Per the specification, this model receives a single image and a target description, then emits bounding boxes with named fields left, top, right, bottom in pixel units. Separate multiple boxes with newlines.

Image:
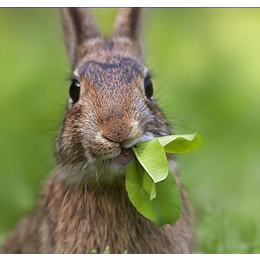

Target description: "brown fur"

left=0, top=8, right=193, bottom=253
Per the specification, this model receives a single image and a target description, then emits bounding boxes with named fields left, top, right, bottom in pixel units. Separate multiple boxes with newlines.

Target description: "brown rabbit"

left=0, top=8, right=193, bottom=254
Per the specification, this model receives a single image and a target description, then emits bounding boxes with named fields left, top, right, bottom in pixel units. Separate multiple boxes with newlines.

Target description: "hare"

left=0, top=8, right=192, bottom=253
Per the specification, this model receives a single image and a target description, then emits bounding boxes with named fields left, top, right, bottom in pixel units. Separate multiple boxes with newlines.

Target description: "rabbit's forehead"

left=75, top=56, right=146, bottom=86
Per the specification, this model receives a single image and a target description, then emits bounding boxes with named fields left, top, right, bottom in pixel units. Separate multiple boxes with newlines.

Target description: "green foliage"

left=126, top=134, right=199, bottom=226
left=126, top=160, right=181, bottom=227
left=132, top=139, right=168, bottom=183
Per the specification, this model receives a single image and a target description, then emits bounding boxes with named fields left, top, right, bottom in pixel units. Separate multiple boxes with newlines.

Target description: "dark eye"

left=69, top=80, right=81, bottom=103
left=144, top=77, right=153, bottom=99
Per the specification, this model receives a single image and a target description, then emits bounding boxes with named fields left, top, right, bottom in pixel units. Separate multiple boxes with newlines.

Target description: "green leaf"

left=126, top=159, right=181, bottom=227
left=125, top=132, right=200, bottom=226
left=143, top=169, right=157, bottom=200
left=157, top=133, right=201, bottom=154
left=102, top=246, right=110, bottom=254
left=132, top=139, right=168, bottom=183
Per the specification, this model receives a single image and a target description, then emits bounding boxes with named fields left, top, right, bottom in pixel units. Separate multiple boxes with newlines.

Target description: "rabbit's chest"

left=50, top=182, right=175, bottom=253
left=44, top=177, right=191, bottom=253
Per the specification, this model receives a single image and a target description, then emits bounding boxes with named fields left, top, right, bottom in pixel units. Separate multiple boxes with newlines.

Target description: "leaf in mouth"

left=126, top=133, right=201, bottom=226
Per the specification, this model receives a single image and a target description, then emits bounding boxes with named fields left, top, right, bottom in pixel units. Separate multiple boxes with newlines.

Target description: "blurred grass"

left=0, top=8, right=260, bottom=253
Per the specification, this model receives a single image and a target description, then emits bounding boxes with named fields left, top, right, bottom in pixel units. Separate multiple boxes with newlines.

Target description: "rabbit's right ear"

left=60, top=8, right=101, bottom=65
left=113, top=8, right=143, bottom=56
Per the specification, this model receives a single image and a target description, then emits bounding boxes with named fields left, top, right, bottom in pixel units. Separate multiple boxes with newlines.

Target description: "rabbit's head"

left=55, top=8, right=171, bottom=184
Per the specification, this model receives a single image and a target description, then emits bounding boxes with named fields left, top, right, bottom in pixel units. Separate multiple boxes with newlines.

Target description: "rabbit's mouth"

left=110, top=132, right=156, bottom=167
left=104, top=132, right=156, bottom=170
left=112, top=147, right=134, bottom=167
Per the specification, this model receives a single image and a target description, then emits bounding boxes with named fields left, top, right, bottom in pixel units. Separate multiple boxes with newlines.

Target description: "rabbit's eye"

left=144, top=77, right=153, bottom=99
left=69, top=80, right=81, bottom=103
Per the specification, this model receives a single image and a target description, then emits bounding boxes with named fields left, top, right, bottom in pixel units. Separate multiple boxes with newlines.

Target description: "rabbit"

left=0, top=8, right=193, bottom=254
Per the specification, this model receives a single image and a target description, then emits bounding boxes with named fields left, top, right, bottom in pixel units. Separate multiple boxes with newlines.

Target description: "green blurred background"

left=0, top=8, right=260, bottom=253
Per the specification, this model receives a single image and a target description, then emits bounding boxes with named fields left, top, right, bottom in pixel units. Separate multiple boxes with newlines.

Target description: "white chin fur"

left=122, top=131, right=156, bottom=148
left=139, top=132, right=156, bottom=142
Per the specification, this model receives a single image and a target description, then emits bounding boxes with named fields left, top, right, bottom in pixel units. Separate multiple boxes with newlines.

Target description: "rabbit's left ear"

left=113, top=8, right=143, bottom=54
left=60, top=8, right=101, bottom=65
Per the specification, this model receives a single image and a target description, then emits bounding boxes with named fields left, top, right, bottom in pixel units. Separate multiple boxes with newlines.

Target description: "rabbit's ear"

left=60, top=8, right=101, bottom=64
left=113, top=8, right=142, bottom=46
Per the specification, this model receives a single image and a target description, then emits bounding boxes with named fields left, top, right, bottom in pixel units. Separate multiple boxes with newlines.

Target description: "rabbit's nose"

left=102, top=118, right=131, bottom=143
